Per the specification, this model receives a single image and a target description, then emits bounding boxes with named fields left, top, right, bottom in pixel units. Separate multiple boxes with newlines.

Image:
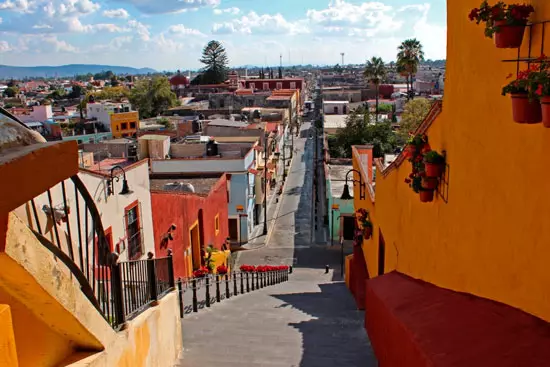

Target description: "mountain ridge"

left=0, top=64, right=157, bottom=79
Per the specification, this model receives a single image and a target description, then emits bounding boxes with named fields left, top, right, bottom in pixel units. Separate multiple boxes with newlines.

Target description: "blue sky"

left=0, top=0, right=447, bottom=71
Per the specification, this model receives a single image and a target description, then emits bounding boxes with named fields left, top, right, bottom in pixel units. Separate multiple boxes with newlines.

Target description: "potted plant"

left=502, top=66, right=542, bottom=123
left=217, top=264, right=228, bottom=275
left=421, top=177, right=438, bottom=190
left=530, top=56, right=550, bottom=127
left=419, top=188, right=434, bottom=203
left=193, top=267, right=208, bottom=278
left=356, top=208, right=373, bottom=239
left=404, top=134, right=429, bottom=157
left=469, top=1, right=534, bottom=49
left=423, top=150, right=446, bottom=178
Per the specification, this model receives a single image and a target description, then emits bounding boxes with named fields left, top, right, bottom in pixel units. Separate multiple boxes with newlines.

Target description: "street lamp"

left=107, top=165, right=133, bottom=196
left=331, top=203, right=339, bottom=247
left=341, top=169, right=366, bottom=200
left=236, top=205, right=246, bottom=247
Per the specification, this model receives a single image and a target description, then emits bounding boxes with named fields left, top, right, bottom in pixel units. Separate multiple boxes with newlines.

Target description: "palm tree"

left=397, top=39, right=425, bottom=100
left=364, top=57, right=387, bottom=122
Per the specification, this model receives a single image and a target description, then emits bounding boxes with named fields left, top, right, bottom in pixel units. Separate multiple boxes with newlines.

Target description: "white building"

left=14, top=104, right=53, bottom=123
left=323, top=100, right=350, bottom=115
left=87, top=102, right=132, bottom=130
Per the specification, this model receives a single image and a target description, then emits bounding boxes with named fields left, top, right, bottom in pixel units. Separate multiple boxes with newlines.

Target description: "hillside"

left=0, top=64, right=157, bottom=79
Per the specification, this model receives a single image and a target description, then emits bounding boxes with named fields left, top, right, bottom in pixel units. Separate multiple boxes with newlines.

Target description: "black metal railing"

left=23, top=174, right=175, bottom=329
left=176, top=268, right=290, bottom=318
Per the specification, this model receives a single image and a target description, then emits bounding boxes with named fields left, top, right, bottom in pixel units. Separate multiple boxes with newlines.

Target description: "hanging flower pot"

left=423, top=151, right=445, bottom=178
left=421, top=177, right=438, bottom=190
left=494, top=20, right=527, bottom=49
left=419, top=189, right=434, bottom=203
left=511, top=94, right=542, bottom=123
left=540, top=96, right=550, bottom=128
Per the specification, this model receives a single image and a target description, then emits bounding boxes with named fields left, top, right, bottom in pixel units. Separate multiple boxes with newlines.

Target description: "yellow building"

left=110, top=111, right=139, bottom=138
left=349, top=1, right=550, bottom=365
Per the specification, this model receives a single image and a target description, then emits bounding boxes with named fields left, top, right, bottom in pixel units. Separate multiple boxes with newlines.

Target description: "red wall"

left=151, top=175, right=229, bottom=279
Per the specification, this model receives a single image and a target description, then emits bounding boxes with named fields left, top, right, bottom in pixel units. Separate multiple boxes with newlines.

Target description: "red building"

left=243, top=78, right=304, bottom=94
left=151, top=174, right=229, bottom=278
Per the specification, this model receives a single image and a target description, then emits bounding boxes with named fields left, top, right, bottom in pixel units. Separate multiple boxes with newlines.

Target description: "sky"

left=0, top=0, right=447, bottom=71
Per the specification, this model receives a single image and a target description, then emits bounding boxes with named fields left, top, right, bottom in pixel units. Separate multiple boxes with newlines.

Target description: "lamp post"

left=107, top=165, right=133, bottom=196
left=262, top=132, right=269, bottom=235
left=331, top=203, right=339, bottom=247
left=340, top=169, right=366, bottom=201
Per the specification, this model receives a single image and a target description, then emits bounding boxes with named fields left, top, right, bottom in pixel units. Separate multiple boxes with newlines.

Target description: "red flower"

left=468, top=8, right=479, bottom=21
left=421, top=143, right=431, bottom=153
left=404, top=178, right=411, bottom=184
left=506, top=73, right=513, bottom=79
left=217, top=264, right=228, bottom=274
left=409, top=173, right=415, bottom=179
left=536, top=84, right=544, bottom=96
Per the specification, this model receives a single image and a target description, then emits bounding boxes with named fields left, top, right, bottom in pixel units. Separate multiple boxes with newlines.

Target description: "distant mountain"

left=0, top=64, right=157, bottom=79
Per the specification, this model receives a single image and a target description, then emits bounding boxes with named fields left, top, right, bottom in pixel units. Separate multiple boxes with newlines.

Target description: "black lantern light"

left=107, top=165, right=133, bottom=196
left=341, top=169, right=366, bottom=200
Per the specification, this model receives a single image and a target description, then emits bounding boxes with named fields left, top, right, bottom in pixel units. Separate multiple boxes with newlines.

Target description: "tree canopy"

left=4, top=87, right=19, bottom=98
left=397, top=38, right=425, bottom=99
left=129, top=76, right=179, bottom=119
left=194, top=40, right=229, bottom=85
left=398, top=99, right=433, bottom=140
left=329, top=107, right=398, bottom=158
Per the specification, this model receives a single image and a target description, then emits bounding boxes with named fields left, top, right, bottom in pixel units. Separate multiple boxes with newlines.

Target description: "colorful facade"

left=110, top=111, right=139, bottom=138
left=350, top=1, right=550, bottom=365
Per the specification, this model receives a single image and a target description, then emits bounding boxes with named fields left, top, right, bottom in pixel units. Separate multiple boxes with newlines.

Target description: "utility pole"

left=263, top=133, right=268, bottom=235
left=340, top=53, right=345, bottom=67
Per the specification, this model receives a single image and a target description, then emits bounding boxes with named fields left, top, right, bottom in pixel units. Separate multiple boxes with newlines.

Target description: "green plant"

left=501, top=66, right=538, bottom=97
left=423, top=150, right=445, bottom=164
left=469, top=2, right=534, bottom=38
left=204, top=244, right=218, bottom=272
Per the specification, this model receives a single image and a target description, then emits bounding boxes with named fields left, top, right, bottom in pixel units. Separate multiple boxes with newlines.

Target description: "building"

left=348, top=1, right=550, bottom=365
left=323, top=101, right=349, bottom=115
left=326, top=159, right=356, bottom=243
left=86, top=102, right=137, bottom=138
left=150, top=175, right=230, bottom=278
left=0, top=109, right=182, bottom=366
left=11, top=104, right=53, bottom=123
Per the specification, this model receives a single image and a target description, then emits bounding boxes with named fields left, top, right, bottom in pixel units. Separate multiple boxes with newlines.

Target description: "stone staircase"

left=175, top=266, right=376, bottom=367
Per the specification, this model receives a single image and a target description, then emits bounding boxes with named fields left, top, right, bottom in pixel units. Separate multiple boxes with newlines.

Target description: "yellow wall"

left=110, top=111, right=138, bottom=138
left=211, top=250, right=231, bottom=273
left=344, top=254, right=353, bottom=289
left=354, top=0, right=550, bottom=322
left=0, top=305, right=18, bottom=367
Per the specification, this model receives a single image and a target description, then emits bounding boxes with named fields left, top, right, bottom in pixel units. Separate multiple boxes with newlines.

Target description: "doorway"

left=342, top=216, right=355, bottom=240
left=334, top=106, right=338, bottom=114
left=229, top=218, right=238, bottom=241
left=378, top=230, right=385, bottom=276
left=190, top=222, right=201, bottom=270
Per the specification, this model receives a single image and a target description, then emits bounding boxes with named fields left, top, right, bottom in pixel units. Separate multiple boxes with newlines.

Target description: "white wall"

left=151, top=158, right=246, bottom=174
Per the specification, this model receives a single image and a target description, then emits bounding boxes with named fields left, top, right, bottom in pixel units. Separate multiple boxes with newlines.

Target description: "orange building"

left=349, top=1, right=550, bottom=365
left=110, top=111, right=139, bottom=138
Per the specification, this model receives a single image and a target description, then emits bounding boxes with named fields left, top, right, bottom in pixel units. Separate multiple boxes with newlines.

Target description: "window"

left=263, top=82, right=269, bottom=90
left=220, top=100, right=225, bottom=108
left=125, top=202, right=142, bottom=260
left=250, top=83, right=256, bottom=90
left=121, top=122, right=128, bottom=130
left=276, top=82, right=283, bottom=89
left=290, top=82, right=296, bottom=89
left=215, top=214, right=220, bottom=235
left=130, top=122, right=136, bottom=129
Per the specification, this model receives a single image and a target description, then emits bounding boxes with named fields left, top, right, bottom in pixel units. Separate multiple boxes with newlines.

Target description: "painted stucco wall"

left=151, top=158, right=246, bottom=174
left=0, top=305, right=18, bottom=367
left=2, top=212, right=182, bottom=367
left=354, top=0, right=550, bottom=322
left=327, top=195, right=354, bottom=240
left=151, top=175, right=229, bottom=278
left=228, top=173, right=252, bottom=240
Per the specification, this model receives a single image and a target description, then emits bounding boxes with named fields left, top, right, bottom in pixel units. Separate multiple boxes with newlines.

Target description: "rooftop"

left=150, top=175, right=222, bottom=195
left=207, top=119, right=249, bottom=128
left=328, top=162, right=354, bottom=198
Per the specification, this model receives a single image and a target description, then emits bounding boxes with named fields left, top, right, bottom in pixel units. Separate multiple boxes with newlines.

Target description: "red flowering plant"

left=502, top=62, right=544, bottom=99
left=193, top=266, right=209, bottom=278
left=528, top=55, right=550, bottom=98
left=469, top=1, right=534, bottom=38
left=216, top=264, right=228, bottom=275
left=239, top=264, right=255, bottom=272
left=404, top=134, right=430, bottom=193
left=355, top=208, right=372, bottom=230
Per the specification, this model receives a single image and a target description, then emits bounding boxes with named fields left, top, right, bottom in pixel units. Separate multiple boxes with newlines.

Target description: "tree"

left=334, top=63, right=343, bottom=74
left=129, top=76, right=178, bottom=119
left=4, top=87, right=18, bottom=98
left=331, top=107, right=397, bottom=158
left=110, top=75, right=120, bottom=87
left=398, top=99, right=432, bottom=141
left=197, top=40, right=229, bottom=84
left=364, top=57, right=387, bottom=122
left=68, top=85, right=84, bottom=99
left=397, top=39, right=425, bottom=100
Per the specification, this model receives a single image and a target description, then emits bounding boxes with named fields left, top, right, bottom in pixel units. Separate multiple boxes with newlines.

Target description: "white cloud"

left=38, top=35, right=79, bottom=52
left=103, top=8, right=129, bottom=18
left=168, top=24, right=204, bottom=36
left=115, top=0, right=219, bottom=14
left=128, top=19, right=150, bottom=41
left=46, top=0, right=101, bottom=17
left=0, top=0, right=36, bottom=13
left=0, top=40, right=12, bottom=52
left=32, top=23, right=53, bottom=29
left=213, top=7, right=239, bottom=15
left=212, top=11, right=309, bottom=35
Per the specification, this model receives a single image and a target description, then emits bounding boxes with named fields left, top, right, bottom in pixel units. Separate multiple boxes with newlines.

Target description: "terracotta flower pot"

left=419, top=189, right=434, bottom=203
left=541, top=96, right=550, bottom=128
left=421, top=177, right=438, bottom=190
left=424, top=163, right=444, bottom=178
left=494, top=20, right=526, bottom=49
left=511, top=94, right=542, bottom=124
left=363, top=227, right=372, bottom=239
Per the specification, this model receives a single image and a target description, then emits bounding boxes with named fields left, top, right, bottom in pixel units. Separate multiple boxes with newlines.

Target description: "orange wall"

left=0, top=305, right=18, bottom=367
left=356, top=0, right=550, bottom=322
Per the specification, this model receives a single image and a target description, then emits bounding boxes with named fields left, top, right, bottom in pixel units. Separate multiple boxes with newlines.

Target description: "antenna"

left=340, top=53, right=345, bottom=66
